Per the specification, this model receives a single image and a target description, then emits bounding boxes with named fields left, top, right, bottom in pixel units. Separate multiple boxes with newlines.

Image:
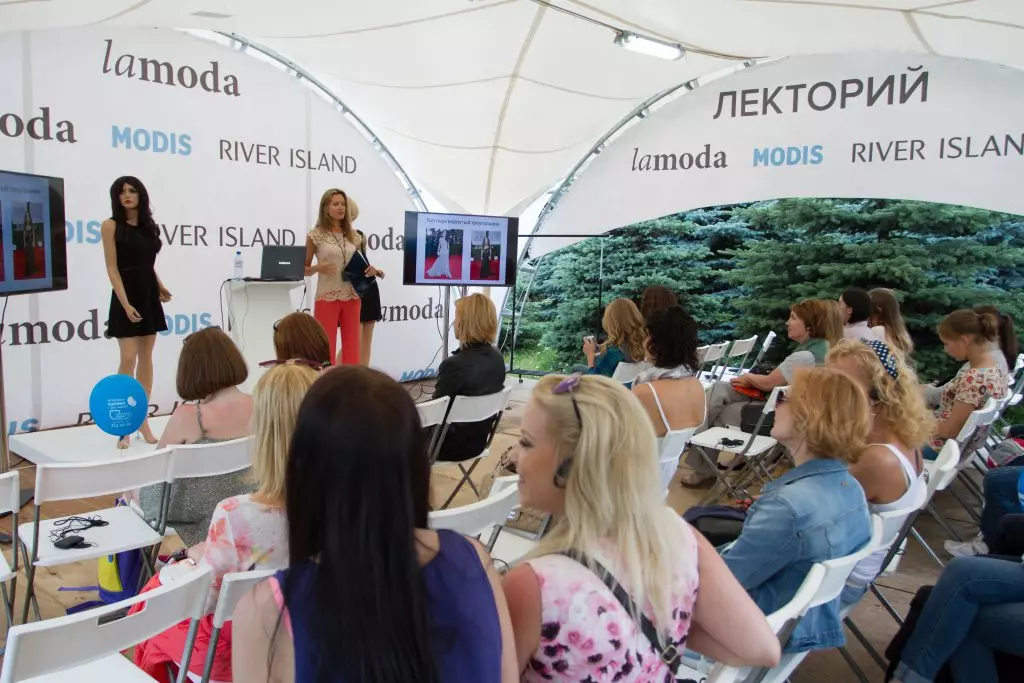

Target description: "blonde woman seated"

left=580, top=297, right=646, bottom=377
left=140, top=327, right=253, bottom=545
left=868, top=288, right=914, bottom=357
left=827, top=339, right=932, bottom=606
left=132, top=363, right=318, bottom=682
left=503, top=374, right=780, bottom=681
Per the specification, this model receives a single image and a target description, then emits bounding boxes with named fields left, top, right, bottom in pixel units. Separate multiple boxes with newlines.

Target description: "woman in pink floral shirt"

left=924, top=309, right=1010, bottom=460
left=133, top=363, right=318, bottom=682
left=503, top=374, right=780, bottom=681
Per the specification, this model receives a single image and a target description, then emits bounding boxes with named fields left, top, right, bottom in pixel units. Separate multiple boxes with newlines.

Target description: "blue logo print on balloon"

left=89, top=375, right=148, bottom=437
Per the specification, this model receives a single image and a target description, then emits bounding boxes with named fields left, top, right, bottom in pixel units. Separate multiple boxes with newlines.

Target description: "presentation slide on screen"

left=413, top=212, right=510, bottom=286
left=0, top=173, right=53, bottom=293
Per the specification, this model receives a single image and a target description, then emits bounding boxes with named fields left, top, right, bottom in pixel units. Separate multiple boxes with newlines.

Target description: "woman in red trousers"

left=304, top=189, right=381, bottom=365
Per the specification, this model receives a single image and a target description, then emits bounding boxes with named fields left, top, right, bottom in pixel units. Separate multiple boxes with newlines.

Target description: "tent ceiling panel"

left=2, top=0, right=1022, bottom=217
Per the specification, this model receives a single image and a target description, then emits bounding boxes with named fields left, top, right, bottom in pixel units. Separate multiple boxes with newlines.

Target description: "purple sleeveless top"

left=271, top=530, right=502, bottom=682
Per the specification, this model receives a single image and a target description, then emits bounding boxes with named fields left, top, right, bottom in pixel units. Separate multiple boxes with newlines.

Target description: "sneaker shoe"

left=944, top=536, right=988, bottom=558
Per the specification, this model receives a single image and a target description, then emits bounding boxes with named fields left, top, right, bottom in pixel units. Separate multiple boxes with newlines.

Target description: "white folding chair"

left=713, top=335, right=759, bottom=382
left=690, top=386, right=786, bottom=503
left=658, top=427, right=699, bottom=495
left=417, top=396, right=452, bottom=458
left=192, top=569, right=276, bottom=683
left=163, top=437, right=253, bottom=530
left=611, top=361, right=651, bottom=387
left=0, top=564, right=213, bottom=683
left=430, top=483, right=519, bottom=552
left=934, top=398, right=999, bottom=527
left=432, top=386, right=513, bottom=509
left=19, top=449, right=174, bottom=624
left=697, top=342, right=730, bottom=385
left=751, top=330, right=777, bottom=368
left=0, top=471, right=22, bottom=633
left=756, top=515, right=884, bottom=683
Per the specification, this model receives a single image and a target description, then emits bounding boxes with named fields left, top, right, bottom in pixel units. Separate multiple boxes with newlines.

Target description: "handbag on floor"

left=480, top=445, right=550, bottom=537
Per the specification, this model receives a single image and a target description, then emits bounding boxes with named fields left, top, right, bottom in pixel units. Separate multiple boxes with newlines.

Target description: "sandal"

left=117, top=435, right=131, bottom=450
left=679, top=471, right=715, bottom=489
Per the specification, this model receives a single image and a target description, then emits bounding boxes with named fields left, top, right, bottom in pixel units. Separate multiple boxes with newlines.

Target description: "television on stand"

left=402, top=211, right=518, bottom=288
left=0, top=170, right=68, bottom=296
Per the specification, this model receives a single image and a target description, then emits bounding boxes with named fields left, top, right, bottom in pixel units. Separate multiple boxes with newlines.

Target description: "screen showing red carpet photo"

left=422, top=254, right=463, bottom=281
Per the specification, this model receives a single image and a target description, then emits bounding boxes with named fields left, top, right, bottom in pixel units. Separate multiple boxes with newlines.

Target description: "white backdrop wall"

left=0, top=28, right=449, bottom=435
left=535, top=54, right=1024, bottom=257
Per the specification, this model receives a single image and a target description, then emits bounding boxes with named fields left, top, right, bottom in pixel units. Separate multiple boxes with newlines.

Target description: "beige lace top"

left=308, top=228, right=362, bottom=302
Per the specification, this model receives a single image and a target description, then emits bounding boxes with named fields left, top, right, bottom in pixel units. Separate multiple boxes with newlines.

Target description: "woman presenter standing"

left=101, top=176, right=172, bottom=449
left=305, top=189, right=382, bottom=365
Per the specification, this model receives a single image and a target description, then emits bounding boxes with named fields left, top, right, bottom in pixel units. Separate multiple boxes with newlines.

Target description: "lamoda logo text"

left=0, top=107, right=76, bottom=144
left=102, top=39, right=240, bottom=97
left=1, top=309, right=213, bottom=346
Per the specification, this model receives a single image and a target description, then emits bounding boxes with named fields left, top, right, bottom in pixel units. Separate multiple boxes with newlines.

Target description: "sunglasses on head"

left=551, top=374, right=584, bottom=489
left=259, top=358, right=329, bottom=371
left=182, top=325, right=222, bottom=345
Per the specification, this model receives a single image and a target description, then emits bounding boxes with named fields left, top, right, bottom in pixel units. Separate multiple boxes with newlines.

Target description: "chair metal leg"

left=837, top=646, right=871, bottom=683
left=844, top=616, right=888, bottom=670
left=869, top=584, right=905, bottom=626
left=925, top=502, right=963, bottom=542
left=20, top=562, right=36, bottom=625
left=1, top=582, right=12, bottom=632
left=909, top=526, right=945, bottom=571
left=440, top=458, right=483, bottom=509
left=946, top=485, right=982, bottom=523
left=176, top=618, right=202, bottom=683
left=201, top=625, right=222, bottom=683
left=957, top=473, right=984, bottom=503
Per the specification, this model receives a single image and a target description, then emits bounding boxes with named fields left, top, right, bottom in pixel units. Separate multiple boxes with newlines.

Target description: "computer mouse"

left=54, top=535, right=85, bottom=549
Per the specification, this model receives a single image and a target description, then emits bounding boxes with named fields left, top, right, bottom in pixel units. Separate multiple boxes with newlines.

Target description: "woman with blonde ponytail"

left=503, top=374, right=779, bottom=680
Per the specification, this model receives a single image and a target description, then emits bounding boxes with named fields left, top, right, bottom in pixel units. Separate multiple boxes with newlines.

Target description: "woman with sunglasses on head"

left=826, top=339, right=932, bottom=607
left=233, top=366, right=518, bottom=683
left=133, top=363, right=316, bottom=682
left=272, top=312, right=332, bottom=368
left=138, top=327, right=253, bottom=546
left=101, top=176, right=173, bottom=448
left=503, top=374, right=780, bottom=680
left=722, top=367, right=872, bottom=654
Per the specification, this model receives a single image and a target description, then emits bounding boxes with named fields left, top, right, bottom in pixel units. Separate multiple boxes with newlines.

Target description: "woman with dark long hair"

left=101, top=176, right=172, bottom=448
left=233, top=366, right=518, bottom=683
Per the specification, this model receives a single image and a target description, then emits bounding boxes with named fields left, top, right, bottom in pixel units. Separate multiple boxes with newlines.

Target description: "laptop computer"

left=259, top=246, right=306, bottom=281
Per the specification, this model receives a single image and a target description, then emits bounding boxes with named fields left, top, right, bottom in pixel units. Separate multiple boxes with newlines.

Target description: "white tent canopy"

left=3, top=0, right=1022, bottom=219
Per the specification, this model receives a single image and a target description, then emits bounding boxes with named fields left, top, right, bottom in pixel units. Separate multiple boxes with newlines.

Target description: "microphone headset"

left=553, top=457, right=573, bottom=489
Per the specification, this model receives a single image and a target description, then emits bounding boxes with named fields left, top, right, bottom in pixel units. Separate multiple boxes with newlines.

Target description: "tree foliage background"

left=503, top=198, right=1024, bottom=381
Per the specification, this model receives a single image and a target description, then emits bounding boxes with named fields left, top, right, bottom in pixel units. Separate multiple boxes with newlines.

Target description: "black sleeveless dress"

left=107, top=220, right=168, bottom=338
left=357, top=230, right=383, bottom=323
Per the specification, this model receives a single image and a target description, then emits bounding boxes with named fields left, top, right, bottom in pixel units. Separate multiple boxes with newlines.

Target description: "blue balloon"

left=89, top=375, right=148, bottom=437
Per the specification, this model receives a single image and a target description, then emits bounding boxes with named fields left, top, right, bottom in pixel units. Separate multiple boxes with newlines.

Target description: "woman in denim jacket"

left=722, top=367, right=872, bottom=653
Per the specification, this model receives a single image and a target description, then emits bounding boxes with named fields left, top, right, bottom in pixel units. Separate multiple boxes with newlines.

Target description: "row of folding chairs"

left=418, top=385, right=514, bottom=509
left=2, top=437, right=252, bottom=626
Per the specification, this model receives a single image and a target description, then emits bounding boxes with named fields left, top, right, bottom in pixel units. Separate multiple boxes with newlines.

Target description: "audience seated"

left=502, top=374, right=780, bottom=680
left=580, top=297, right=646, bottom=377
left=868, top=288, right=914, bottom=357
left=233, top=366, right=517, bottom=683
left=721, top=367, right=872, bottom=653
left=840, top=288, right=882, bottom=342
left=133, top=363, right=317, bottom=682
left=272, top=311, right=332, bottom=366
left=632, top=306, right=706, bottom=438
left=141, top=327, right=254, bottom=545
left=924, top=309, right=1010, bottom=460
left=925, top=305, right=1016, bottom=407
left=827, top=339, right=932, bottom=606
left=683, top=299, right=834, bottom=487
left=946, top=465, right=1024, bottom=558
left=432, top=292, right=506, bottom=463
left=889, top=556, right=1024, bottom=683
left=639, top=284, right=680, bottom=319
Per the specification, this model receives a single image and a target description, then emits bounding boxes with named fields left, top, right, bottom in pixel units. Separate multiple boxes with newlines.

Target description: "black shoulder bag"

left=559, top=549, right=681, bottom=674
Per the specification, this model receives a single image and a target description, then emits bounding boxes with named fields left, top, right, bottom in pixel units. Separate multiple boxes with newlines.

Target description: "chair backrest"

left=446, top=386, right=513, bottom=424
left=0, top=565, right=213, bottom=683
left=808, top=515, right=884, bottom=609
left=726, top=335, right=758, bottom=360
left=956, top=397, right=998, bottom=446
left=171, top=437, right=253, bottom=480
left=417, top=396, right=451, bottom=428
left=928, top=439, right=961, bottom=495
left=488, top=474, right=519, bottom=498
left=877, top=481, right=928, bottom=549
left=429, top=483, right=519, bottom=536
left=1013, top=353, right=1024, bottom=381
left=700, top=341, right=729, bottom=365
left=658, top=427, right=698, bottom=491
left=611, top=361, right=648, bottom=385
left=34, top=448, right=173, bottom=504
left=212, top=569, right=276, bottom=629
left=753, top=330, right=777, bottom=365
left=762, top=385, right=787, bottom=414
left=0, top=470, right=21, bottom=517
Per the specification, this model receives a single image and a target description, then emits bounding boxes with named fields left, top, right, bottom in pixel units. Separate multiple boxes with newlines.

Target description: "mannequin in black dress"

left=348, top=199, right=386, bottom=366
left=101, top=176, right=172, bottom=448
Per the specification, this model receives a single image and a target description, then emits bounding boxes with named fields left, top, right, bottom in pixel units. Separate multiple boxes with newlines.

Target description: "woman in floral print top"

left=502, top=374, right=780, bottom=682
left=925, top=310, right=1010, bottom=460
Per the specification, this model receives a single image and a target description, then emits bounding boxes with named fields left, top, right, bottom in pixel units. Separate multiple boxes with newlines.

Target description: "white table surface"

left=9, top=415, right=172, bottom=465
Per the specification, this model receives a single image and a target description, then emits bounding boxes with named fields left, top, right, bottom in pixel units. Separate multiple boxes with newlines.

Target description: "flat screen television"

left=403, top=211, right=518, bottom=288
left=0, top=170, right=67, bottom=296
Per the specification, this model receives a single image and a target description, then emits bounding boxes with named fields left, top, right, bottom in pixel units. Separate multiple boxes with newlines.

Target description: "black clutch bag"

left=342, top=249, right=375, bottom=298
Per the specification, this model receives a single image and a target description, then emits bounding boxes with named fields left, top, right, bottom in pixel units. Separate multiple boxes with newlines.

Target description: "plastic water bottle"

left=233, top=250, right=244, bottom=280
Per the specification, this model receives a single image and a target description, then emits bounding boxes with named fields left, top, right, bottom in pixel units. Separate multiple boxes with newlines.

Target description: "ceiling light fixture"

left=191, top=11, right=232, bottom=19
left=614, top=31, right=685, bottom=61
